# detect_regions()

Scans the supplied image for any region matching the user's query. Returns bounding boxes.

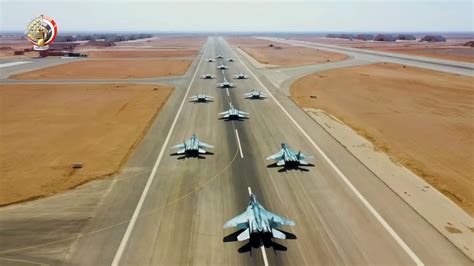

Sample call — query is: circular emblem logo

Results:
[25,15,58,50]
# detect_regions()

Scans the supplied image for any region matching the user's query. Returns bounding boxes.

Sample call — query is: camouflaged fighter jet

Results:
[244,90,266,99]
[224,193,295,242]
[217,79,235,88]
[217,64,228,70]
[201,73,215,79]
[216,55,224,59]
[189,93,214,103]
[267,143,312,167]
[227,58,235,62]
[206,58,215,62]
[219,104,248,120]
[171,134,214,155]
[234,73,249,79]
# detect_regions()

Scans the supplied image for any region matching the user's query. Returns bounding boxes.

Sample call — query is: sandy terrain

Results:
[114,36,206,48]
[240,45,348,67]
[290,63,474,215]
[85,49,198,58]
[291,36,474,63]
[10,59,192,80]
[226,36,291,46]
[0,83,173,206]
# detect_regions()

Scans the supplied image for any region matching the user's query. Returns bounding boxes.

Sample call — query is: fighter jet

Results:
[234,73,249,79]
[227,58,235,62]
[171,134,214,155]
[189,93,214,103]
[224,193,295,245]
[267,143,312,167]
[217,64,228,70]
[216,55,224,59]
[206,58,215,62]
[219,104,248,120]
[217,80,235,88]
[244,90,266,99]
[201,73,215,79]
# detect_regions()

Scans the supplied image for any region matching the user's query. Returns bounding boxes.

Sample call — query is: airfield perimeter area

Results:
[290,62,474,215]
[291,36,474,63]
[9,59,192,80]
[227,36,348,67]
[0,83,173,206]
[0,36,472,265]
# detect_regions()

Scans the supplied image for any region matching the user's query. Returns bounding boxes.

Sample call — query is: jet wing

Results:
[238,111,249,115]
[224,209,251,229]
[171,144,185,149]
[198,142,214,149]
[262,209,295,227]
[266,150,284,161]
[218,111,229,116]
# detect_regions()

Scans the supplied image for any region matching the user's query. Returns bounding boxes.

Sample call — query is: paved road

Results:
[0,37,471,265]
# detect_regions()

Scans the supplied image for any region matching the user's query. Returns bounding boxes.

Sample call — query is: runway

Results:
[0,37,471,265]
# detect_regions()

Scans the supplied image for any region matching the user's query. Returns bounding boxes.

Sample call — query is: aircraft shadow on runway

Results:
[170,151,214,160]
[223,229,297,254]
[266,162,315,172]
[218,117,249,122]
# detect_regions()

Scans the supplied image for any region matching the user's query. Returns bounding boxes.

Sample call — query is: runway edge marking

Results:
[248,187,269,266]
[224,38,424,266]
[111,41,209,266]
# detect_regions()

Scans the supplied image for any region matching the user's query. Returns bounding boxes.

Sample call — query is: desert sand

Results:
[292,36,474,63]
[240,45,348,67]
[10,59,192,80]
[115,36,206,48]
[226,37,290,46]
[290,63,474,215]
[85,49,198,58]
[0,83,173,206]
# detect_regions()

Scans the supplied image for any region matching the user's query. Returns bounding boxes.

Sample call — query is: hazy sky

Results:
[1,0,473,32]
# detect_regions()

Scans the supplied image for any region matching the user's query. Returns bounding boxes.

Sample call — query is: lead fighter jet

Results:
[171,133,214,155]
[189,93,213,103]
[223,193,296,251]
[267,143,312,167]
[219,104,248,120]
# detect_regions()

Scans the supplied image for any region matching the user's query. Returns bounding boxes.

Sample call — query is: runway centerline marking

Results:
[235,129,244,158]
[225,38,424,266]
[226,87,230,97]
[247,187,269,266]
[111,42,209,266]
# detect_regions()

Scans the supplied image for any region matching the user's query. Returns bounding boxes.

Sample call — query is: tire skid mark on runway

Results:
[224,37,424,266]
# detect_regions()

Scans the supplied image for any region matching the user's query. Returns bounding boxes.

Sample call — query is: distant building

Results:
[326,34,339,38]
[396,34,416,41]
[339,34,355,40]
[84,40,116,47]
[420,35,446,42]
[49,42,79,51]
[75,35,95,41]
[463,41,474,47]
[373,34,397,41]
[355,34,374,41]
[55,35,75,42]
